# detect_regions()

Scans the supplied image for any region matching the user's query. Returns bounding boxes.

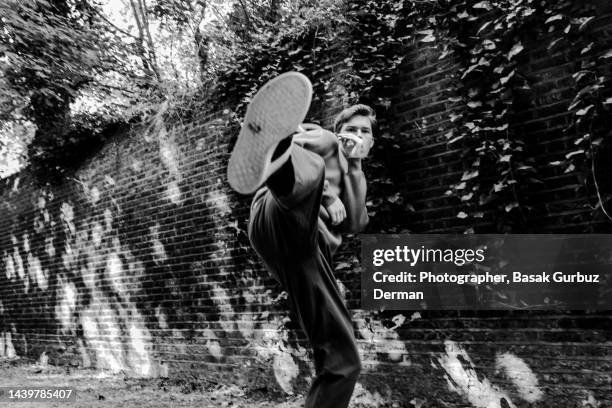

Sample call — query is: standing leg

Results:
[298,248,361,408]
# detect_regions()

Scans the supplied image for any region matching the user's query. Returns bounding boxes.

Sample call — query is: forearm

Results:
[341,158,369,233]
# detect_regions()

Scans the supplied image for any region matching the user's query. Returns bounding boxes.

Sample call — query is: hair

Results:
[333,104,377,134]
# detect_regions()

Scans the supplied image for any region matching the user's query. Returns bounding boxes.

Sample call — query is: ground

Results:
[0,359,304,408]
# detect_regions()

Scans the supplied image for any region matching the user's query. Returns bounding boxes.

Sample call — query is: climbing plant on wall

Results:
[439,0,611,231]
[211,0,611,233]
[544,2,612,224]
[436,0,545,232]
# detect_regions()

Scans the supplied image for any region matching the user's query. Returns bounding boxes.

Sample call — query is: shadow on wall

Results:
[0,112,309,390]
[0,184,162,376]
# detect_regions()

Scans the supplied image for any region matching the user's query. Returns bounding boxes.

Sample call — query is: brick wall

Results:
[390,12,612,235]
[1,9,612,408]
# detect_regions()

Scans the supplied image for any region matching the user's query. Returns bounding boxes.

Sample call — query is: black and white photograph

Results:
[1,0,611,407]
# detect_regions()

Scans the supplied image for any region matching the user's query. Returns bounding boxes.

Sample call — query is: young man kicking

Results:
[227,72,375,408]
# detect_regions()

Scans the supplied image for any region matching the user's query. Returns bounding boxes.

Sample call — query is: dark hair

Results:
[333,104,377,134]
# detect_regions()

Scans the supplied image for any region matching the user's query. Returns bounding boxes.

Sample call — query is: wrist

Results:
[347,157,363,170]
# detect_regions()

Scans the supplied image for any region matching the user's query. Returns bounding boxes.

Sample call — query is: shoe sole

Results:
[227,72,313,194]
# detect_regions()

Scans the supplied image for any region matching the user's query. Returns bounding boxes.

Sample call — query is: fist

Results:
[327,198,346,226]
[338,133,371,158]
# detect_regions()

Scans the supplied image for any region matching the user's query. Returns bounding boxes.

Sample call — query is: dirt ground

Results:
[0,359,304,408]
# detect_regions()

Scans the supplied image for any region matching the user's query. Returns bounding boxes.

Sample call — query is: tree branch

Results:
[237,0,254,30]
[129,0,156,81]
[89,5,141,41]
[137,0,162,83]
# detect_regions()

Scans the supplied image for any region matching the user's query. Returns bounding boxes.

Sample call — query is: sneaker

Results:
[227,72,313,194]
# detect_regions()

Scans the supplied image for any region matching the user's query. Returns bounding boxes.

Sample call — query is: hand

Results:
[338,133,371,158]
[327,198,346,226]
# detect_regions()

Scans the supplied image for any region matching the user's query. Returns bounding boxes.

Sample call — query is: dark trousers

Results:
[248,145,361,408]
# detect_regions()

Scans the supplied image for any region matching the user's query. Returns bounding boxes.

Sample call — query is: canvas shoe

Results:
[227,72,313,195]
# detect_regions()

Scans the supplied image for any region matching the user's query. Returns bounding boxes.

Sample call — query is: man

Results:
[227,72,375,408]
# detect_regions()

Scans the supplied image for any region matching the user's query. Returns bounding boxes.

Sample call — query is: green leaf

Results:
[565,150,585,159]
[575,105,594,116]
[461,170,479,181]
[387,192,402,204]
[572,71,590,83]
[477,21,492,35]
[504,202,518,212]
[547,38,564,51]
[578,16,595,32]
[449,113,463,122]
[448,135,465,144]
[581,42,594,55]
[420,34,436,43]
[473,1,492,10]
[483,40,496,50]
[500,70,515,85]
[574,134,589,145]
[545,15,564,24]
[508,43,524,60]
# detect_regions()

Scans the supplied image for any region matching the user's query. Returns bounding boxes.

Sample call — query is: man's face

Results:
[338,115,374,156]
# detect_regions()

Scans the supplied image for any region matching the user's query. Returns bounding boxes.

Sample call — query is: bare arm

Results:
[341,157,369,233]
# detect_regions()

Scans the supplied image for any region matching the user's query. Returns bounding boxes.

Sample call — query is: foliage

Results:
[212,0,347,114]
[436,0,544,232]
[544,3,612,222]
[0,0,144,122]
[0,0,149,181]
[438,0,612,229]
[1,0,610,227]
[340,0,434,233]
[195,0,612,232]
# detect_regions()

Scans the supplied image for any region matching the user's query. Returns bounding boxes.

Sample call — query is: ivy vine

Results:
[210,0,611,232]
